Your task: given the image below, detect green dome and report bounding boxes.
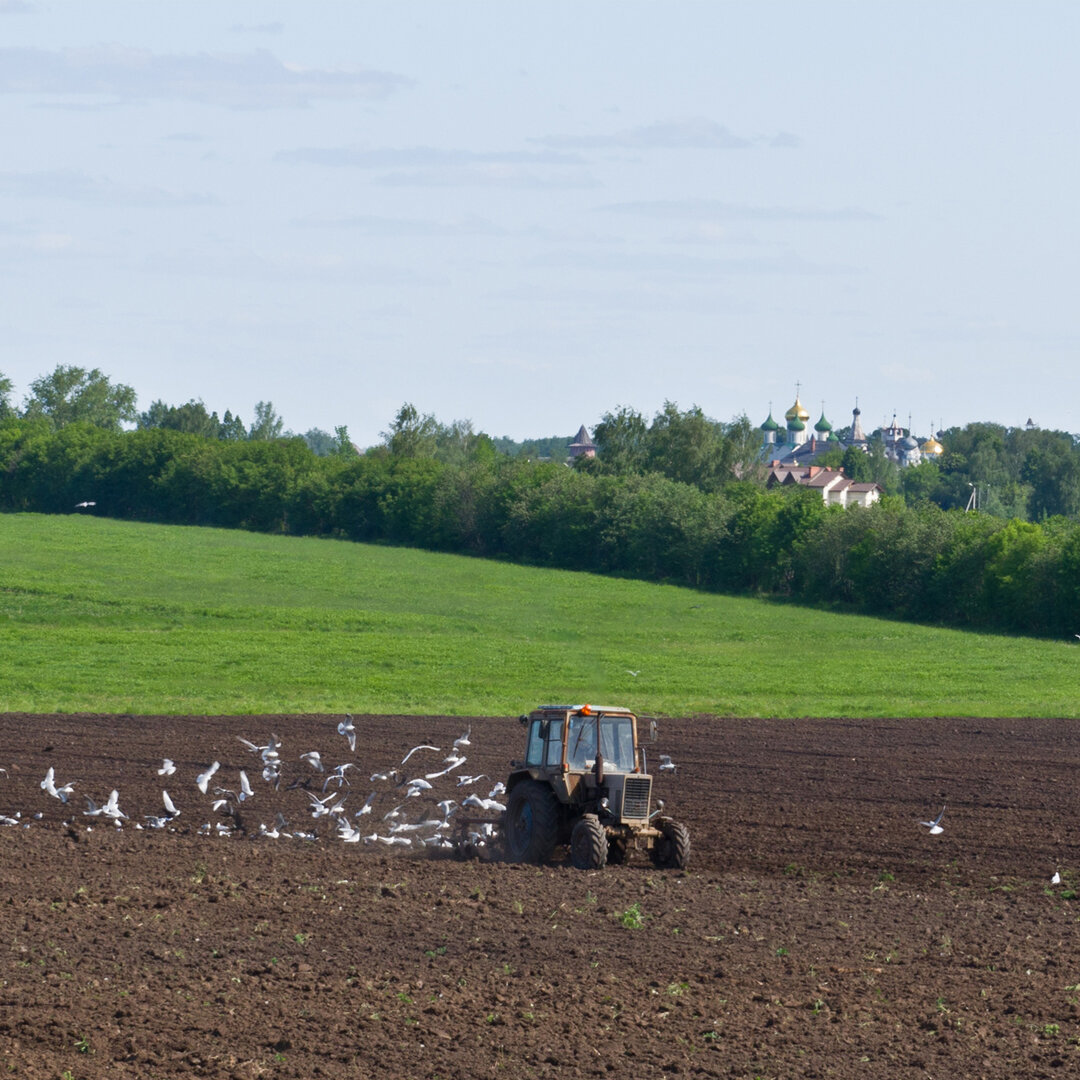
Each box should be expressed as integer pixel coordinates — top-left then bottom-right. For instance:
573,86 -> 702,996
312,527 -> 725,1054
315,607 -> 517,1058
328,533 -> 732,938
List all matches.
760,412 -> 780,432
814,411 -> 832,433
787,418 -> 806,432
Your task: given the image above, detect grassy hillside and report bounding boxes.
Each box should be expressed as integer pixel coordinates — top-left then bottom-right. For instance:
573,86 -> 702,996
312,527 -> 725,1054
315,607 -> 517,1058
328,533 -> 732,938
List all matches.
0,513 -> 1076,717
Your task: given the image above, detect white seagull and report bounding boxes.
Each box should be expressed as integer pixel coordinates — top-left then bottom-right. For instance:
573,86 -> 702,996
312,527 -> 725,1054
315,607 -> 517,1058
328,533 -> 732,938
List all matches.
1052,871 -> 1062,885
456,773 -> 488,787
158,758 -> 176,776
238,770 -> 255,802
300,751 -> 325,773
162,790 -> 179,818
196,761 -> 220,794
453,726 -> 472,751
462,793 -> 506,813
920,804 -> 946,835
322,763 -> 356,792
658,755 -> 677,774
337,715 -> 357,753
401,744 -> 440,765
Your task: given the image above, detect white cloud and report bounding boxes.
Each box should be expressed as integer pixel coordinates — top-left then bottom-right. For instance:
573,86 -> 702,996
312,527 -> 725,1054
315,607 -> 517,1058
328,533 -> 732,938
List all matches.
533,117 -> 792,150
0,45 -> 411,108
527,248 -> 843,277
599,199 -> 881,222
0,170 -> 217,207
374,165 -> 599,189
292,213 -> 506,237
276,146 -> 584,167
228,23 -> 285,35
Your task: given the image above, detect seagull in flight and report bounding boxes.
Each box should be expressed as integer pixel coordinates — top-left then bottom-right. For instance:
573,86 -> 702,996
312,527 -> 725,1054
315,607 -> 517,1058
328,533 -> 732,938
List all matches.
401,744 -> 440,765
196,761 -> 220,794
658,755 -> 677,774
337,715 -> 357,753
322,763 -> 356,792
238,770 -> 255,802
74,501 -> 96,508
453,726 -> 472,751
920,804 -> 946,835
425,755 -> 467,781
162,790 -> 179,818
456,773 -> 488,787
300,751 -> 325,773
626,670 -> 641,677
462,793 -> 506,813
158,758 -> 176,777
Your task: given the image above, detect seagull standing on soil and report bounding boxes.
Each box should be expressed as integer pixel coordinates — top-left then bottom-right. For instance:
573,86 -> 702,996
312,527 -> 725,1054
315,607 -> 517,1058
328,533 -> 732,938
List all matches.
920,804 -> 946,835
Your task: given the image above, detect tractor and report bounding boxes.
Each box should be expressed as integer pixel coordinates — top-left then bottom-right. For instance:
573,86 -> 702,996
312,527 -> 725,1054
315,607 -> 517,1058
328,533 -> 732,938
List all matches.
501,704 -> 689,870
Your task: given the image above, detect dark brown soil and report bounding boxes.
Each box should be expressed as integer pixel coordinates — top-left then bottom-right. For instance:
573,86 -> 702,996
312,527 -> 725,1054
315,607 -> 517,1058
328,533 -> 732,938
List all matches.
2,712 -> 1080,1079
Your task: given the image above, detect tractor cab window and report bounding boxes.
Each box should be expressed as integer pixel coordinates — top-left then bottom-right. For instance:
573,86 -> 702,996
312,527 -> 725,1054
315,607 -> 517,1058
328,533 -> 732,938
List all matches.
525,720 -> 545,767
545,720 -> 564,766
567,714 -> 597,769
598,717 -> 636,772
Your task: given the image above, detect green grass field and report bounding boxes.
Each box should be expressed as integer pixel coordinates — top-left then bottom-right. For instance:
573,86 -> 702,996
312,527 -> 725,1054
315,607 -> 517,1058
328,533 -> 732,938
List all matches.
0,512 -> 1077,717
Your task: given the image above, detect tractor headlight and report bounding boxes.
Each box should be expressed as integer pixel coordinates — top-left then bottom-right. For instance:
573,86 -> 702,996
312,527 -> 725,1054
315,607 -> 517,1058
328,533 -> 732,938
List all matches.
599,797 -> 610,811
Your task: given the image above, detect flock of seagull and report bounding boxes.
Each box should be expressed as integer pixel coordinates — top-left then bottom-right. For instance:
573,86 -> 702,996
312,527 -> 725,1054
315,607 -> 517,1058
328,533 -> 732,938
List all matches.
2,717 -> 509,852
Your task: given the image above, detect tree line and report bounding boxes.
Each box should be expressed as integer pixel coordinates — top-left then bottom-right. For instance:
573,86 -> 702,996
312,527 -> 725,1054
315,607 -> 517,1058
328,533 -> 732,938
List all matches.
2,365 -> 1080,638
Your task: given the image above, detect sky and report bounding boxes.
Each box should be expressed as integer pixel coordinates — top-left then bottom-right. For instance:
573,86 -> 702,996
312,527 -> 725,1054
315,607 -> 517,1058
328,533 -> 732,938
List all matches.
2,2 -> 1079,447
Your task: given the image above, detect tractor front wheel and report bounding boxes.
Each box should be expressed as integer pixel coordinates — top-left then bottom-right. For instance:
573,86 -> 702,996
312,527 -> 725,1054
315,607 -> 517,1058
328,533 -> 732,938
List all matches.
651,819 -> 690,870
504,781 -> 559,864
570,816 -> 608,870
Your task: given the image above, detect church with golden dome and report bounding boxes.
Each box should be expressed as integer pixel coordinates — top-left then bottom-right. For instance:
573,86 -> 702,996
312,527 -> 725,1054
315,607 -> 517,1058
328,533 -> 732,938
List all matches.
760,390 -> 945,468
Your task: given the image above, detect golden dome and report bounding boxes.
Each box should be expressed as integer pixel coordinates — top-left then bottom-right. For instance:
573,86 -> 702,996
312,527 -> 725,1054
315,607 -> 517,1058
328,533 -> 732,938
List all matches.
921,437 -> 944,456
784,397 -> 810,423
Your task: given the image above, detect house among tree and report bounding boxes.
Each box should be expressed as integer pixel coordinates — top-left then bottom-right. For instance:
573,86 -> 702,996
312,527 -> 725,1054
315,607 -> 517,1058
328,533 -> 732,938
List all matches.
569,424 -> 596,460
766,464 -> 882,508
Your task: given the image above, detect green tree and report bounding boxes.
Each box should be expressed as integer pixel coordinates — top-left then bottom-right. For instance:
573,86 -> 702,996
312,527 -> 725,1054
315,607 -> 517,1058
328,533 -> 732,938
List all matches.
0,370 -> 13,420
302,428 -> 337,456
219,410 -> 246,441
22,365 -> 137,431
592,406 -> 649,474
138,399 -> 223,438
383,403 -> 439,458
248,401 -> 285,441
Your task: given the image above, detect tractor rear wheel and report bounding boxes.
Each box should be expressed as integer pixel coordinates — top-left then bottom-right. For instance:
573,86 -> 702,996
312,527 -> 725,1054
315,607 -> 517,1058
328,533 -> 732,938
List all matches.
651,819 -> 690,870
504,781 -> 559,864
570,816 -> 608,870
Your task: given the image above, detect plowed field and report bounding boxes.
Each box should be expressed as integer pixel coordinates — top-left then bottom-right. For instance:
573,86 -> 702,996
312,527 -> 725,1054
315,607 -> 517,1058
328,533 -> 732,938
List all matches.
2,712 -> 1079,1079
